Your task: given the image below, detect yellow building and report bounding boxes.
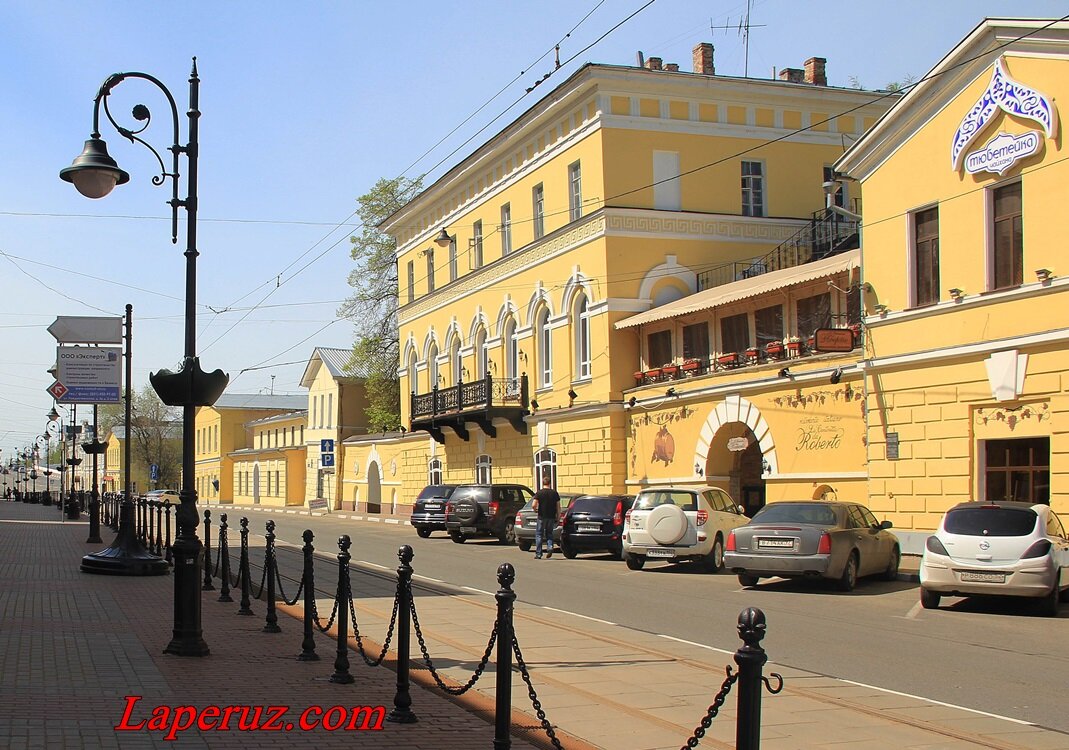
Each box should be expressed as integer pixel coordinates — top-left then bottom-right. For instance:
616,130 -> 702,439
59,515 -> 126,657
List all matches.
194,393 -> 306,504
836,18 -> 1068,548
230,410 -> 307,507
299,347 -> 370,510
343,44 -> 893,515
101,425 -> 154,495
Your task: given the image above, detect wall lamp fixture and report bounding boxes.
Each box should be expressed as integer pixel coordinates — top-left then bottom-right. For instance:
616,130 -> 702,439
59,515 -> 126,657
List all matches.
627,396 -> 637,408
1036,268 -> 1053,283
530,399 -> 539,411
830,367 -> 843,385
873,303 -> 890,317
567,389 -> 578,401
778,368 -> 792,379
948,288 -> 964,302
434,229 -> 452,247
665,387 -> 677,397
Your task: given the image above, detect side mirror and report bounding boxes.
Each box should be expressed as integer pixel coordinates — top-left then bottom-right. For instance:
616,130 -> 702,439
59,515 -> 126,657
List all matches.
879,519 -> 893,530
738,505 -> 746,515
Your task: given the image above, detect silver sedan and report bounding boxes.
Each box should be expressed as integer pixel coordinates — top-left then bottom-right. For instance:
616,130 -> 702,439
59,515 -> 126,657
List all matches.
724,501 -> 900,591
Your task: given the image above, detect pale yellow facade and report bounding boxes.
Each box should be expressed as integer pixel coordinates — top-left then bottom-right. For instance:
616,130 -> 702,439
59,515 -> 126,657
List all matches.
101,427 -> 153,495
230,411 -> 307,507
343,46 -> 892,513
836,19 -> 1069,546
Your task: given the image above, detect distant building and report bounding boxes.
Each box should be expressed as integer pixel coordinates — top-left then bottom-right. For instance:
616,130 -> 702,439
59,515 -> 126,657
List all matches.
230,410 -> 308,507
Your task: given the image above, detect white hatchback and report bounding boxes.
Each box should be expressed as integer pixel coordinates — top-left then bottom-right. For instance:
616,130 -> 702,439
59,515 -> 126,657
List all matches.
920,501 -> 1069,616
622,486 -> 747,572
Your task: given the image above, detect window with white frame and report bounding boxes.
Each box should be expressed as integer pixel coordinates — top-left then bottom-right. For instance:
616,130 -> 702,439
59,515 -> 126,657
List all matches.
500,204 -> 512,255
475,454 -> 492,484
504,318 -> 518,381
428,457 -> 443,486
536,306 -> 552,388
426,248 -> 435,293
474,327 -> 488,379
406,260 -> 415,303
450,336 -> 462,384
448,236 -> 458,282
472,220 -> 483,269
568,162 -> 582,221
741,161 -> 765,217
574,293 -> 591,380
532,184 -> 545,239
407,351 -> 418,394
427,343 -> 440,388
327,393 -> 333,428
534,448 -> 557,489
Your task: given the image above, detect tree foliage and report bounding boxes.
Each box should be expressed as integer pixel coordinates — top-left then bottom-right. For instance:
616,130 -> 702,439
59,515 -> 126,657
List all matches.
129,385 -> 181,488
339,175 -> 424,431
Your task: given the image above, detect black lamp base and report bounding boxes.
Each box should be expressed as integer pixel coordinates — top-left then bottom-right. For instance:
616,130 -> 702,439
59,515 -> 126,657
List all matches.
81,503 -> 169,576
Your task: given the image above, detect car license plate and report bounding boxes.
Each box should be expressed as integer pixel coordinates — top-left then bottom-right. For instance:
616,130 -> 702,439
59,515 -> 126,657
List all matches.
578,523 -> 601,533
461,526 -> 477,535
756,537 -> 795,550
645,547 -> 674,558
959,571 -> 1005,583
423,503 -> 440,510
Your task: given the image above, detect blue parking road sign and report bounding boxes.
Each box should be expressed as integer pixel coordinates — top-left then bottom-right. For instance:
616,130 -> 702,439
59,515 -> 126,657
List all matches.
321,453 -> 335,467
150,464 -> 159,482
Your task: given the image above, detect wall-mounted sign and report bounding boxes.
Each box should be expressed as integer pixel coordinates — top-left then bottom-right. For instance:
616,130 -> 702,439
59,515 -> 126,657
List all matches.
886,432 -> 900,461
813,328 -> 855,353
964,131 -> 1041,175
726,437 -> 749,452
951,57 -> 1058,173
56,347 -> 121,403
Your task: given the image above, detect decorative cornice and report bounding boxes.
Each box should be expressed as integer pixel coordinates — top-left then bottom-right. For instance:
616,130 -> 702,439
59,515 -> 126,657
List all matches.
605,209 -> 807,244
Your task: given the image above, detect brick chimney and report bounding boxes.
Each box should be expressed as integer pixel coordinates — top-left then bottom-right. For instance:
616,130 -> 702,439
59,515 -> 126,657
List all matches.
778,68 -> 804,84
692,42 -> 715,75
665,63 -> 679,72
644,57 -> 662,71
804,57 -> 827,86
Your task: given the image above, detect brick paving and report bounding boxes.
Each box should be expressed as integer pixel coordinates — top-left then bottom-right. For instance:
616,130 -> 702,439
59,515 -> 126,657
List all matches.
0,501 -> 541,749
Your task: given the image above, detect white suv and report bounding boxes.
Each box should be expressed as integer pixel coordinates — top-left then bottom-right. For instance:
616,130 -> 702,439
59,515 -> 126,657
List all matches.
622,486 -> 747,572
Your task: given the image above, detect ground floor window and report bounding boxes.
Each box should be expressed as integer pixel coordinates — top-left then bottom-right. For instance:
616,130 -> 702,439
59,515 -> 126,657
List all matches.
984,437 -> 1049,504
428,457 -> 443,485
534,448 -> 557,488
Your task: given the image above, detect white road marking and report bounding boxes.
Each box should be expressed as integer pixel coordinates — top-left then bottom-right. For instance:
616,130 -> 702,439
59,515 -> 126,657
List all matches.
837,679 -> 1036,725
656,633 -> 734,656
414,575 -> 444,584
540,606 -> 616,626
359,561 -> 390,571
902,601 -> 923,620
462,585 -> 495,596
385,519 -> 400,525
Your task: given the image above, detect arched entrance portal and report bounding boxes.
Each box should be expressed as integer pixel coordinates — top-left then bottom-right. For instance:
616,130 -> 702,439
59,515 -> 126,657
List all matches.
366,462 -> 382,514
705,424 -> 766,517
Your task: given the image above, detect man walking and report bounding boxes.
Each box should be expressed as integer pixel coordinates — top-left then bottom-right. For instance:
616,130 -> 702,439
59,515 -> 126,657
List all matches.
532,475 -> 560,559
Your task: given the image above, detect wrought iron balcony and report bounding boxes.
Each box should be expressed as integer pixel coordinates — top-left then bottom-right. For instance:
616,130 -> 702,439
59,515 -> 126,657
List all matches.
410,373 -> 529,444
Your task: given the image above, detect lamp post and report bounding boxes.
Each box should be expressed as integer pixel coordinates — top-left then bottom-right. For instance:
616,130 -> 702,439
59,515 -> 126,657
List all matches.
61,59 -> 228,656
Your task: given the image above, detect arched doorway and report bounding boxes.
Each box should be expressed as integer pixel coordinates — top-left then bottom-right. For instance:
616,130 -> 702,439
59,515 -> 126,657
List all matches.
366,462 -> 382,514
705,424 -> 766,517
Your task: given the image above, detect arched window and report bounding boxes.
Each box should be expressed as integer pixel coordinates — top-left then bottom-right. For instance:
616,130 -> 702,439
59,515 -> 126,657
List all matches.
534,448 -> 557,489
427,342 -> 440,388
574,293 -> 591,380
503,318 -> 518,381
536,306 -> 552,388
449,335 -> 462,384
428,457 -> 443,485
474,327 -> 488,379
475,454 -> 492,484
407,350 -> 418,394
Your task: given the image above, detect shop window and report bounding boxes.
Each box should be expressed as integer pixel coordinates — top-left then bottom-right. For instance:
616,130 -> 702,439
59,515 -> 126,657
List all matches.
682,322 -> 709,362
912,206 -> 940,307
647,329 -> 672,368
992,182 -> 1023,290
534,448 -> 557,489
984,437 -> 1049,504
428,457 -> 443,486
720,312 -> 749,354
755,304 -> 784,347
796,293 -> 831,339
475,454 -> 492,484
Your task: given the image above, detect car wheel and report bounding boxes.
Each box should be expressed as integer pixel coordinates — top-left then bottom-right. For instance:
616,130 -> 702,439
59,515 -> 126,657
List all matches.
837,552 -> 859,592
518,539 -> 532,552
624,552 -> 645,571
919,587 -> 940,609
1039,583 -> 1060,618
882,546 -> 901,581
561,540 -> 577,559
703,535 -> 724,573
416,527 -> 432,539
738,574 -> 760,588
497,518 -> 516,545
449,530 -> 466,544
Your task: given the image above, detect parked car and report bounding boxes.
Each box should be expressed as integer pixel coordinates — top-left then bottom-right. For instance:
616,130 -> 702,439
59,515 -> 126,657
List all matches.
144,489 -> 180,504
560,494 -> 635,559
622,486 -> 747,572
410,484 -> 458,538
725,501 -> 899,591
920,501 -> 1069,616
445,484 -> 533,544
515,493 -> 580,552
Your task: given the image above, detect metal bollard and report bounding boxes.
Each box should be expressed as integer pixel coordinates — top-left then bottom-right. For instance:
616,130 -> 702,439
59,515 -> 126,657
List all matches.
493,563 -> 517,750
155,501 -> 163,555
86,490 -> 102,544
237,517 -> 254,616
202,509 -> 215,591
734,607 -> 781,750
263,520 -> 281,633
387,544 -> 417,724
217,514 -> 232,602
297,530 -> 319,661
164,500 -> 173,563
329,535 -> 354,684
148,501 -> 156,554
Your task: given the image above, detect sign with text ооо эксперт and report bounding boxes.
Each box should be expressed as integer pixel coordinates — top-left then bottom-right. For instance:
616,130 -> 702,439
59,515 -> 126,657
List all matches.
56,346 -> 121,404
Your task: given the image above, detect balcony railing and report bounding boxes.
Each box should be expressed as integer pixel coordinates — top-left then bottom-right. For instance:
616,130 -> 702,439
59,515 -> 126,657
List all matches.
411,373 -> 528,419
697,209 -> 859,292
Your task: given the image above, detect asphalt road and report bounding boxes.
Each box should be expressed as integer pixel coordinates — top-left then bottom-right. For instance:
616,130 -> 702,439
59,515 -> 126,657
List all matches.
227,507 -> 1069,733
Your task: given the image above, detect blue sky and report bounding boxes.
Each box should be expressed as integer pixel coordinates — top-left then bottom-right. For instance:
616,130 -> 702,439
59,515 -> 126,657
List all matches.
0,0 -> 1061,455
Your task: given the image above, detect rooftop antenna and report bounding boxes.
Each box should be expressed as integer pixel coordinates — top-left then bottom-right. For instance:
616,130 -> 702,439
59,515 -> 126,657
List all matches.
270,375 -> 276,395
710,0 -> 765,77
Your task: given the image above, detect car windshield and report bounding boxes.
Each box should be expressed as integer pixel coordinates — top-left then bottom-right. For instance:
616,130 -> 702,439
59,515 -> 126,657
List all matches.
520,494 -> 575,513
634,491 -> 697,512
570,497 -> 620,515
944,507 -> 1038,537
752,503 -> 838,526
417,485 -> 455,500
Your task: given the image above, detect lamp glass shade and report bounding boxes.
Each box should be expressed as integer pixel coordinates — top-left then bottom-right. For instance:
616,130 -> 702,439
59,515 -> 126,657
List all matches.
59,137 -> 130,199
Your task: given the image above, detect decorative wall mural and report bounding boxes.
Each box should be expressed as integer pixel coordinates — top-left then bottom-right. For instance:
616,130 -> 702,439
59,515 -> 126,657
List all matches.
975,402 -> 1049,432
651,425 -> 676,465
628,404 -> 695,472
773,386 -> 862,409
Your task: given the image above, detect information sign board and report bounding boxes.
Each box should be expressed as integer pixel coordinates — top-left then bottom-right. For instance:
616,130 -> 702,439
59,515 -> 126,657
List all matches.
56,347 -> 121,403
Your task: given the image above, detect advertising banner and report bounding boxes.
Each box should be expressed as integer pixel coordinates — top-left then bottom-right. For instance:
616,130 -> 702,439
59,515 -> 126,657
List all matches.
56,347 -> 121,403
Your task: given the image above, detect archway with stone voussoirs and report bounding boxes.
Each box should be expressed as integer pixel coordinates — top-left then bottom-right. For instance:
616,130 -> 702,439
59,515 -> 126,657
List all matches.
694,394 -> 779,517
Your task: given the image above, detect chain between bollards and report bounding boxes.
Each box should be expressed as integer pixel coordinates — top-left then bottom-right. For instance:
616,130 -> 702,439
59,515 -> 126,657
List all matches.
387,544 -> 417,724
263,520 -> 281,633
237,517 -> 254,616
298,529 -> 319,662
329,535 -> 354,684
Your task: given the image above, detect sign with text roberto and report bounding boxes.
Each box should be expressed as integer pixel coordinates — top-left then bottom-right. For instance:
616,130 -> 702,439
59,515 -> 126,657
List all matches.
56,346 -> 121,403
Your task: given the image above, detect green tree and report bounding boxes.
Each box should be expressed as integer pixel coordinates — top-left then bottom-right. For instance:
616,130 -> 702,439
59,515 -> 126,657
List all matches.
129,385 -> 181,488
339,175 -> 424,431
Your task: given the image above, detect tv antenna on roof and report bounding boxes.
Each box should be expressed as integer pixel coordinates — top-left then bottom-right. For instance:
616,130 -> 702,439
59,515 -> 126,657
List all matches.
710,0 -> 765,77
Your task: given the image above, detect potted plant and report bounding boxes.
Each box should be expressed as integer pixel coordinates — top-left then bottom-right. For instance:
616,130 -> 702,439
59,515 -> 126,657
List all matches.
717,352 -> 740,367
745,346 -> 760,362
661,363 -> 680,378
848,323 -> 862,346
644,367 -> 662,381
786,336 -> 802,356
680,358 -> 701,374
765,340 -> 785,358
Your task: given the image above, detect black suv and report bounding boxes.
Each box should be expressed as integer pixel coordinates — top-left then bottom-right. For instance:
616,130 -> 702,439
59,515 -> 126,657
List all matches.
445,484 -> 533,544
560,494 -> 635,559
410,484 -> 458,538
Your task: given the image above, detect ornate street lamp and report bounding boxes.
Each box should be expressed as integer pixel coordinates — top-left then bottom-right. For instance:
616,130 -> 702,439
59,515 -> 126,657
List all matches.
61,59 -> 227,656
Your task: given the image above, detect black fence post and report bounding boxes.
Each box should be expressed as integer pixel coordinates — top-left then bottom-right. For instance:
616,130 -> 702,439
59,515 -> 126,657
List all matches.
147,501 -> 156,554
164,500 -> 173,564
329,534 -> 353,684
155,501 -> 163,555
237,517 -> 254,616
387,544 -> 417,724
217,514 -> 232,602
493,562 -> 517,750
298,529 -> 319,661
202,509 -> 215,591
263,520 -> 281,633
735,607 -> 772,750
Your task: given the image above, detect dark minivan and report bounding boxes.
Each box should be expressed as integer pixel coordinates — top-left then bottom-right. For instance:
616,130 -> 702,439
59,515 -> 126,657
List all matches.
560,494 -> 635,559
411,484 -> 458,538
